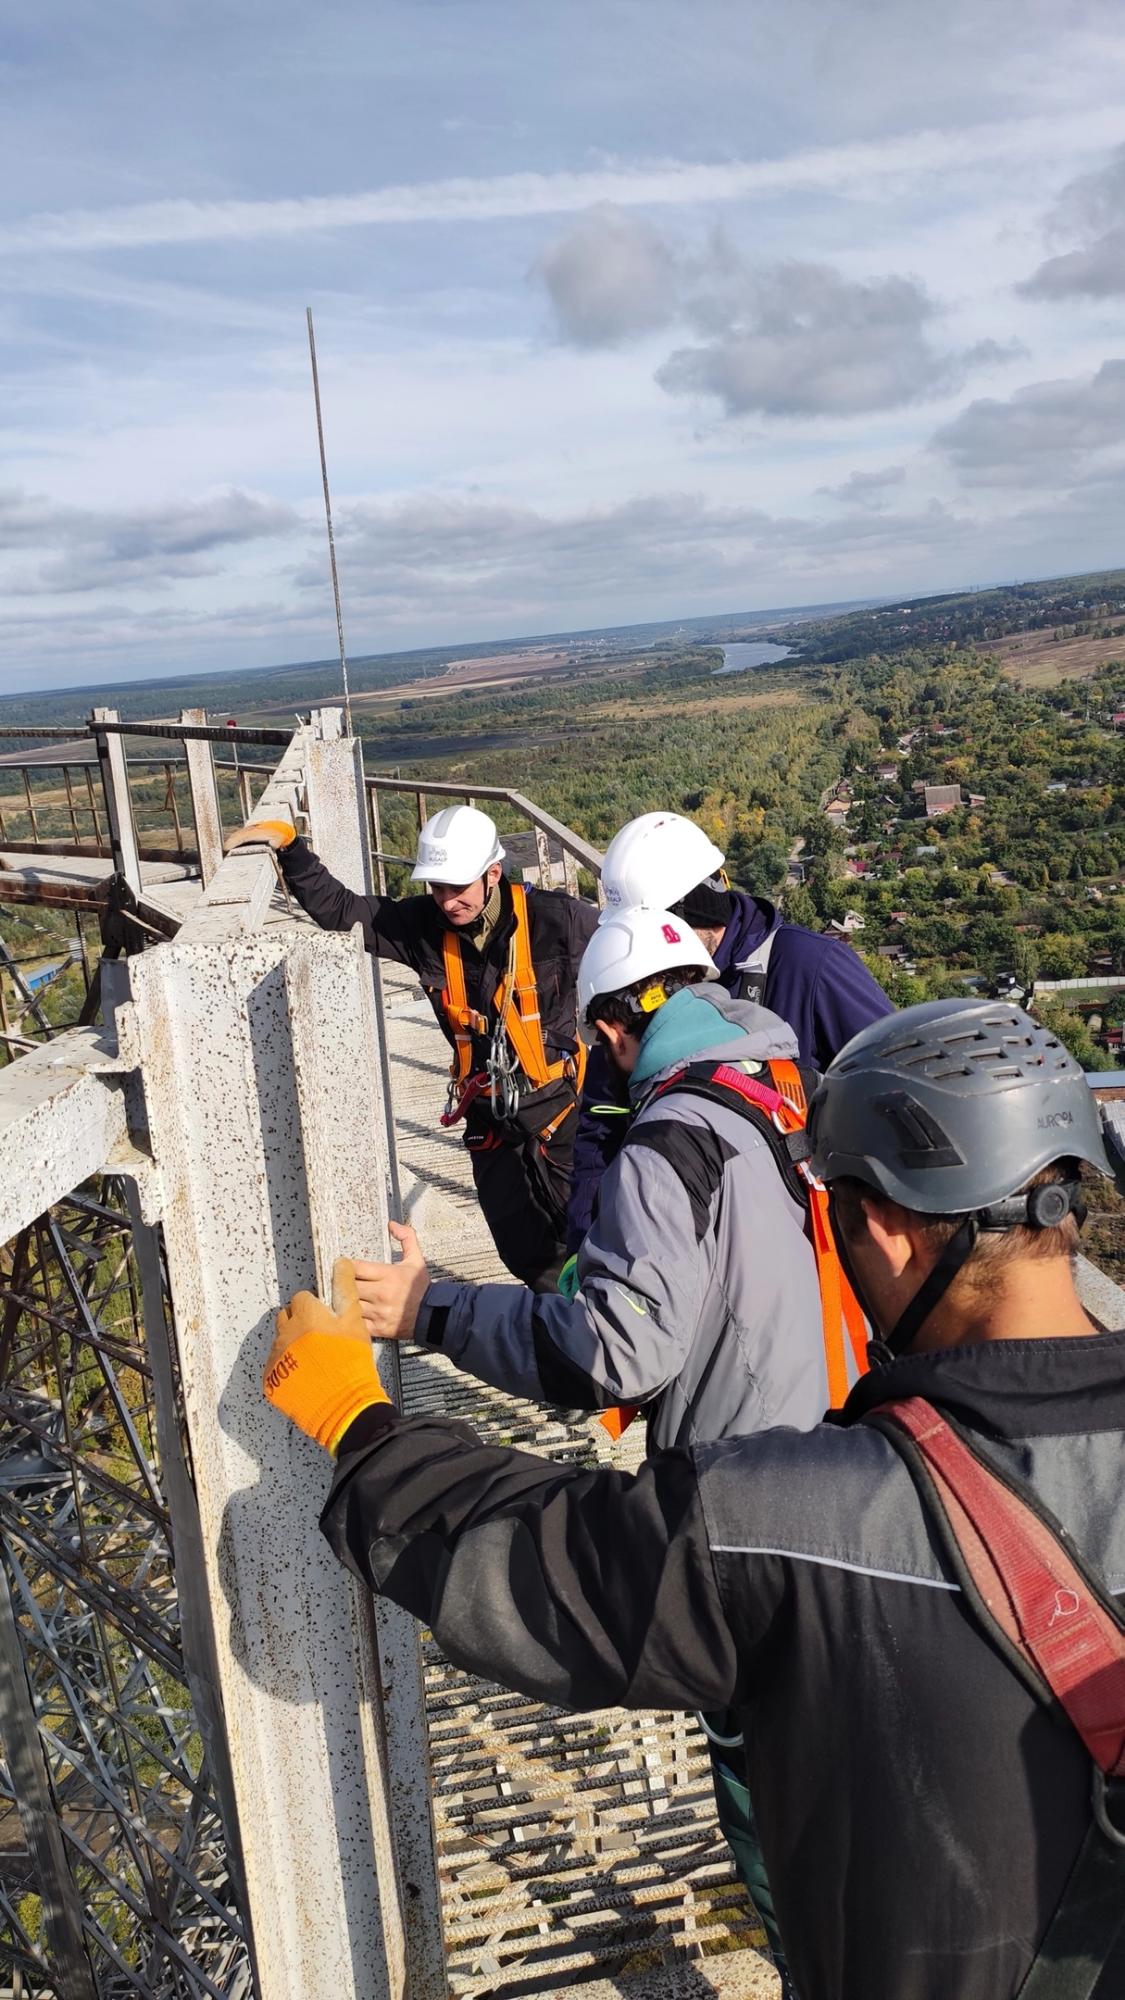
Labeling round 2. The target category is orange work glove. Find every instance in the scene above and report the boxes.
[224,818,296,853]
[264,1259,390,1454]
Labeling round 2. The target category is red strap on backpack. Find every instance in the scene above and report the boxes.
[875,1397,1125,1781]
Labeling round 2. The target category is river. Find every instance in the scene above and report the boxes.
[716,641,793,675]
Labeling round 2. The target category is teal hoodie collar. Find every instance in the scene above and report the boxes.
[629,985,747,1101]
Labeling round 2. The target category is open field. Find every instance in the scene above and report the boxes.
[251,643,647,719]
[354,643,578,701]
[589,685,806,722]
[996,630,1125,686]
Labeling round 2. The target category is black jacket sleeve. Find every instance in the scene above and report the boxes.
[565,1041,630,1253]
[279,836,418,967]
[568,892,600,963]
[321,1407,743,1715]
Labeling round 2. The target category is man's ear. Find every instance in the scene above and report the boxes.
[594,1017,631,1058]
[485,863,503,891]
[859,1192,918,1280]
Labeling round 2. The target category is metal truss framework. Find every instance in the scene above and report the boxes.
[0,1189,251,1999]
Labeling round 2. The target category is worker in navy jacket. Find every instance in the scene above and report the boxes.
[264,1000,1125,2000]
[566,812,892,1250]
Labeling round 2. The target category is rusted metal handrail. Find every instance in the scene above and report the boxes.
[366,771,605,902]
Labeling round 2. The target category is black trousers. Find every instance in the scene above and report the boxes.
[466,1114,576,1292]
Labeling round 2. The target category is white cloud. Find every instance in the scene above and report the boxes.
[819,465,907,508]
[537,208,678,347]
[1019,143,1125,299]
[658,263,1017,418]
[0,488,299,596]
[540,212,1019,416]
[3,107,1124,258]
[931,360,1125,485]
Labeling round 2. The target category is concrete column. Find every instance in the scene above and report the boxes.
[301,710,444,2000]
[180,708,224,886]
[91,707,142,895]
[128,924,411,2000]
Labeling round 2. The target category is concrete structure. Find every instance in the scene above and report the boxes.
[0,711,784,2000]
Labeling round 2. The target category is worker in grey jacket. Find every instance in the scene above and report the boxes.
[354,905,827,1995]
[353,905,827,1450]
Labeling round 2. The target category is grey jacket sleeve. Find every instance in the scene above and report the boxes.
[417,1137,715,1411]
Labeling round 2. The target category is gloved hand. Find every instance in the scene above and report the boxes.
[224,818,296,853]
[557,1254,580,1300]
[353,1222,432,1342]
[264,1259,389,1454]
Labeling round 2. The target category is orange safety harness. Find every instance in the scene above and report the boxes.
[439,880,586,1134]
[599,1054,868,1439]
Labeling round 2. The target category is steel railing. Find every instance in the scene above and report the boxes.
[366,772,606,902]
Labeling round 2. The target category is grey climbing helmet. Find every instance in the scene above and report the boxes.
[807,1000,1112,1358]
[808,999,1111,1213]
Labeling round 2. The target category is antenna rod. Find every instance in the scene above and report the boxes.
[306,306,353,733]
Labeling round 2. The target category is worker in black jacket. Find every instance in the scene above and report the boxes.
[228,802,598,1289]
[264,999,1125,2000]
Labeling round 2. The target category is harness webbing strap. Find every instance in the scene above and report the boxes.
[652,1057,868,1409]
[1015,1820,1125,1999]
[441,924,485,1087]
[597,1057,869,1441]
[877,1398,1125,1780]
[872,1396,1125,1999]
[741,1057,863,1406]
[439,881,586,1111]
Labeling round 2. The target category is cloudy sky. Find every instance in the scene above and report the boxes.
[3,0,1124,692]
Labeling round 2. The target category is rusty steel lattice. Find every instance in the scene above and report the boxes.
[0,1185,252,1999]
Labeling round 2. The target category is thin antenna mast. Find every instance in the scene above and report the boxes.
[306,306,353,733]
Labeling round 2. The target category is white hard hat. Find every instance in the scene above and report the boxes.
[578,906,718,1021]
[411,805,505,884]
[599,812,725,917]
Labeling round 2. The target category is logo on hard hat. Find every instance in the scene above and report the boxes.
[662,922,681,944]
[425,844,448,864]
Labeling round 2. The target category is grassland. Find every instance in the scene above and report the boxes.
[997,631,1125,686]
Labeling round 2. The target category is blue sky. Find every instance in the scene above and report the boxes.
[2,0,1124,691]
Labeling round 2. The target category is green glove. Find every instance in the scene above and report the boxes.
[557,1254,580,1300]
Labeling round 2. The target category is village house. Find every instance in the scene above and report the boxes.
[923,783,963,817]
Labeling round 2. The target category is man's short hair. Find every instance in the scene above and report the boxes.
[833,1161,1085,1286]
[588,964,708,1033]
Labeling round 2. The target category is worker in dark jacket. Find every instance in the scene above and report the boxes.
[566,812,892,1250]
[227,803,597,1289]
[265,1000,1125,2000]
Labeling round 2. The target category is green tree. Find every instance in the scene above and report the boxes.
[1034,1000,1116,1071]
[1037,933,1089,981]
[781,883,819,929]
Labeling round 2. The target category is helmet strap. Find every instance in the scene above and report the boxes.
[884,1216,980,1360]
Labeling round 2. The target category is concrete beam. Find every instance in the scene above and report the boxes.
[180,708,224,887]
[0,1027,127,1246]
[180,728,309,945]
[90,707,142,895]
